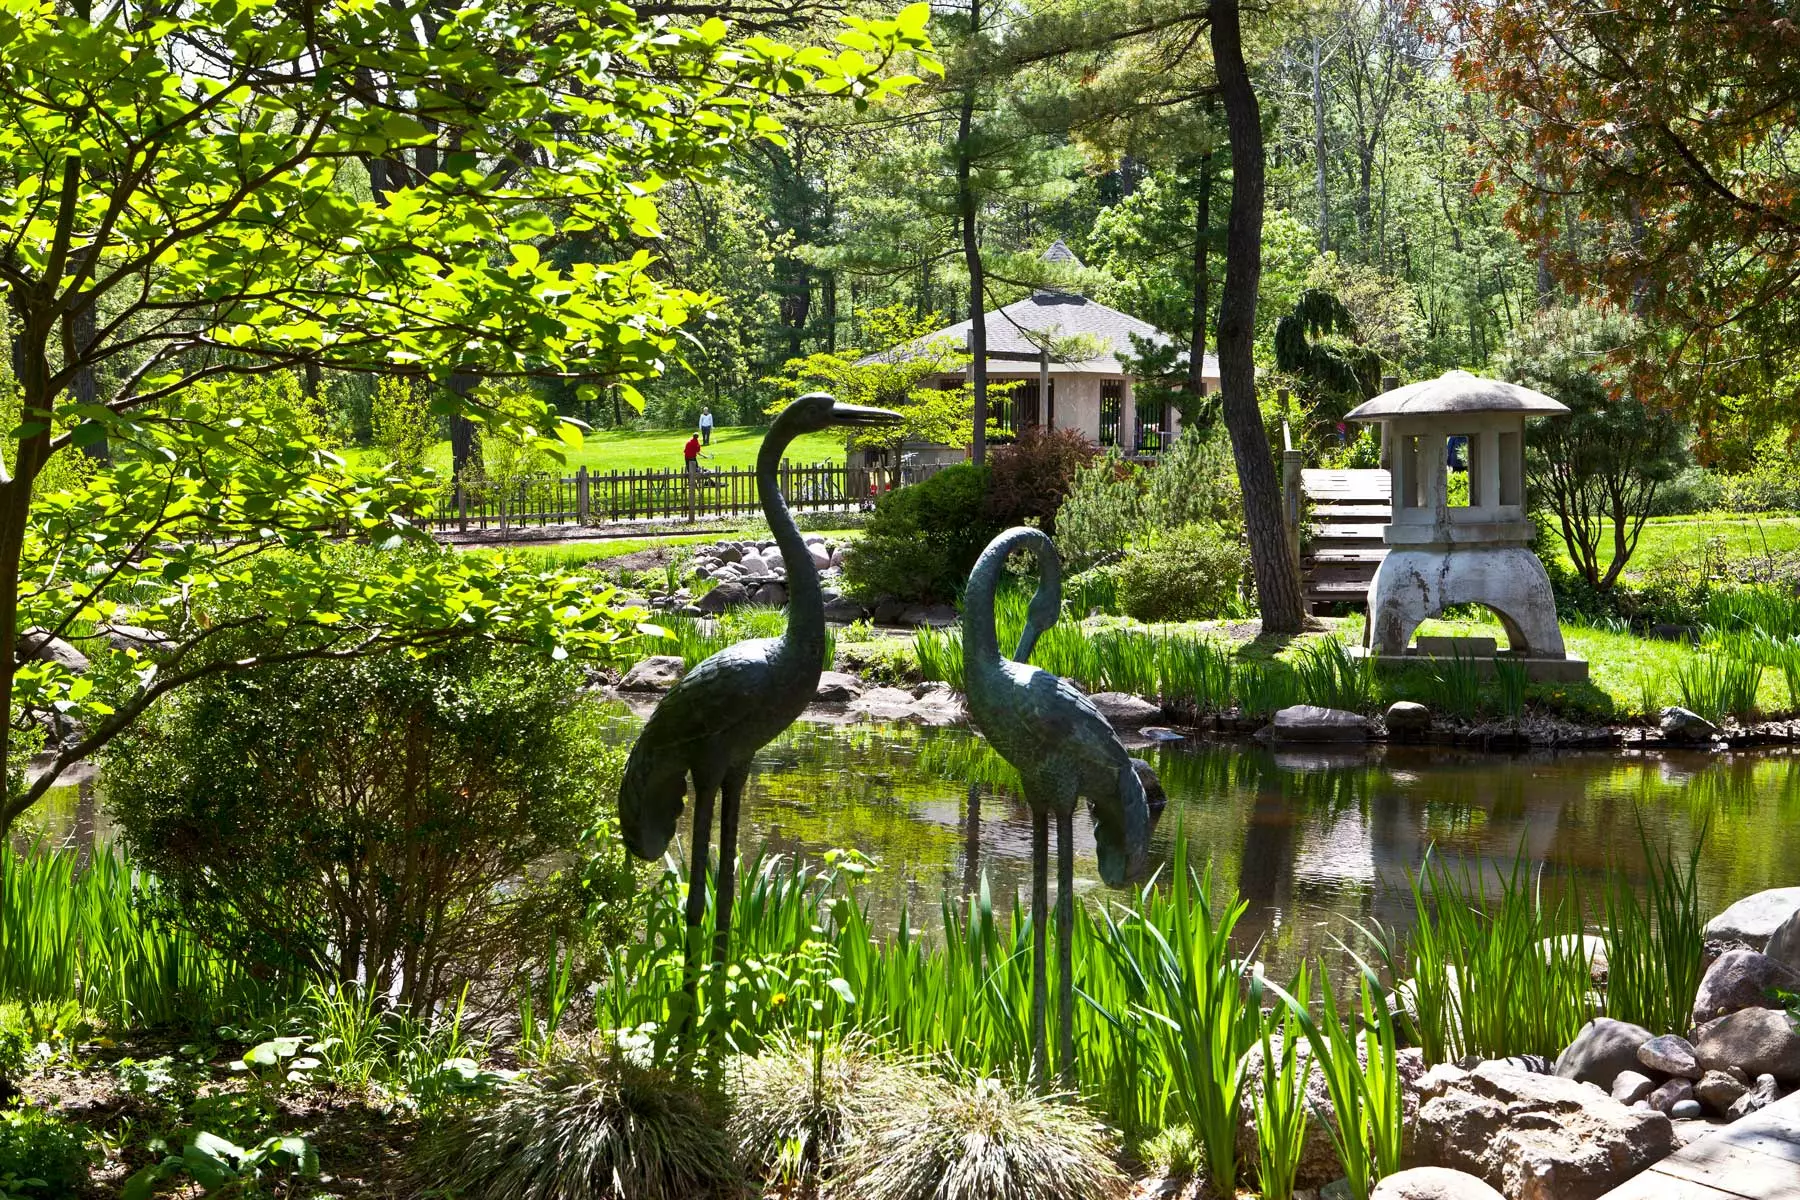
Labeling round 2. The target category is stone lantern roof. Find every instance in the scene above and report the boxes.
[1344,370,1567,421]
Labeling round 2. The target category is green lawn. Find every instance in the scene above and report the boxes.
[357,425,848,476]
[469,528,863,570]
[1547,514,1800,582]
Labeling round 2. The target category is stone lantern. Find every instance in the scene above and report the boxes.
[1344,370,1587,681]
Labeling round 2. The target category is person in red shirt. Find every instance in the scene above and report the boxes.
[683,432,703,479]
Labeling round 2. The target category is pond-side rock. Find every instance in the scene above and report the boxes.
[751,582,787,606]
[1544,934,1610,984]
[619,655,685,692]
[1693,1068,1749,1114]
[898,603,958,628]
[1611,1070,1656,1105]
[1087,692,1161,726]
[1659,705,1720,742]
[1554,1017,1656,1087]
[18,627,89,672]
[696,581,749,615]
[1369,1167,1503,1200]
[870,597,904,624]
[1704,887,1800,950]
[1693,1007,1800,1082]
[102,622,177,654]
[822,596,869,623]
[1646,1076,1693,1114]
[808,544,832,570]
[909,682,966,726]
[1385,700,1432,739]
[850,686,919,721]
[1638,1034,1700,1079]
[1691,949,1800,1024]
[1414,1060,1674,1200]
[1727,1073,1782,1120]
[1669,1099,1703,1120]
[1258,704,1372,743]
[814,671,864,703]
[1765,906,1800,975]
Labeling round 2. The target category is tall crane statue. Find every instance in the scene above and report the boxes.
[963,525,1160,1086]
[620,394,900,1044]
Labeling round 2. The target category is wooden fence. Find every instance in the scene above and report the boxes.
[428,461,945,532]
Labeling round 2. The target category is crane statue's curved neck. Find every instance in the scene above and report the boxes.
[759,421,824,668]
[965,526,1057,669]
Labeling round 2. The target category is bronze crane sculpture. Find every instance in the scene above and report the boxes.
[962,525,1159,1086]
[620,393,900,1046]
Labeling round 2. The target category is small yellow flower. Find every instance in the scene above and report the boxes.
[770,992,789,1008]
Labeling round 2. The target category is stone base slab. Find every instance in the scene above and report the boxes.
[1350,646,1591,683]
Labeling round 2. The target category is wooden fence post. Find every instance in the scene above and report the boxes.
[576,466,589,525]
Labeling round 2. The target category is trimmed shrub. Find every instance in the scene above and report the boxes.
[414,1045,738,1200]
[842,463,1002,604]
[1115,522,1248,622]
[105,643,632,1012]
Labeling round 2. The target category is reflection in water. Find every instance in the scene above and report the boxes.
[635,718,1800,982]
[22,717,1800,984]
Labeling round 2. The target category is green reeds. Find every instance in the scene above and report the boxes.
[0,844,273,1028]
[1602,823,1707,1035]
[1389,847,1593,1064]
[1700,585,1800,639]
[1292,638,1376,713]
[1494,657,1528,720]
[1252,963,1314,1200]
[1426,651,1484,721]
[1673,652,1763,723]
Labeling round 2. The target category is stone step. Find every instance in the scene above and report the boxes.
[1598,1087,1800,1200]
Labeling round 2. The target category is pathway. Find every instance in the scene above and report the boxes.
[1600,1090,1800,1200]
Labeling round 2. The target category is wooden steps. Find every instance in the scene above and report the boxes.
[1300,468,1390,611]
[1599,1089,1800,1200]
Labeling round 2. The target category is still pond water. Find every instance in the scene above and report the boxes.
[29,715,1800,981]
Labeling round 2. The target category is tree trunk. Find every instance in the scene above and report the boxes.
[1312,35,1329,255]
[1186,148,1214,413]
[957,47,987,465]
[1213,0,1306,634]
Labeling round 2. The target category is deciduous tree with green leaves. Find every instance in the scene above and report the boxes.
[0,0,932,833]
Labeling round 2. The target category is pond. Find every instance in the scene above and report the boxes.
[609,714,1800,982]
[24,715,1800,983]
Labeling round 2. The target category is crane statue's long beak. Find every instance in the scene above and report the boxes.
[830,402,903,427]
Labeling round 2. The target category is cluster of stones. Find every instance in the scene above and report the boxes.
[641,535,852,618]
[1228,888,1800,1200]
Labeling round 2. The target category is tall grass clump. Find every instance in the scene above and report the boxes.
[415,1043,739,1200]
[1700,585,1800,639]
[911,626,965,692]
[1292,638,1376,713]
[1236,661,1298,719]
[1494,657,1528,719]
[1673,652,1762,723]
[831,1073,1129,1200]
[1389,847,1593,1064]
[0,844,271,1028]
[728,1031,905,1189]
[1603,824,1707,1034]
[1426,651,1484,721]
[1251,964,1315,1200]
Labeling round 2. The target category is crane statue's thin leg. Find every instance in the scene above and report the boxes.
[1029,802,1050,1092]
[679,783,716,1060]
[1056,805,1075,1087]
[710,766,749,1025]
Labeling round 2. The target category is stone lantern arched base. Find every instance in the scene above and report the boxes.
[1365,545,1566,659]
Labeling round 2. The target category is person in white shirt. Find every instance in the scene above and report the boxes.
[699,406,714,446]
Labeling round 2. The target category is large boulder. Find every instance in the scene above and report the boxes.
[1692,1007,1800,1083]
[619,655,685,692]
[1257,704,1372,743]
[1414,1060,1675,1200]
[1384,700,1432,740]
[102,622,177,654]
[1704,887,1800,951]
[822,597,868,624]
[1693,1068,1749,1115]
[1765,905,1800,975]
[696,581,749,615]
[1610,1070,1655,1105]
[1690,948,1800,1024]
[814,671,864,703]
[1086,692,1161,726]
[1370,1167,1503,1200]
[1554,1018,1655,1087]
[1637,1034,1700,1080]
[1659,705,1720,742]
[850,686,918,722]
[18,627,89,672]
